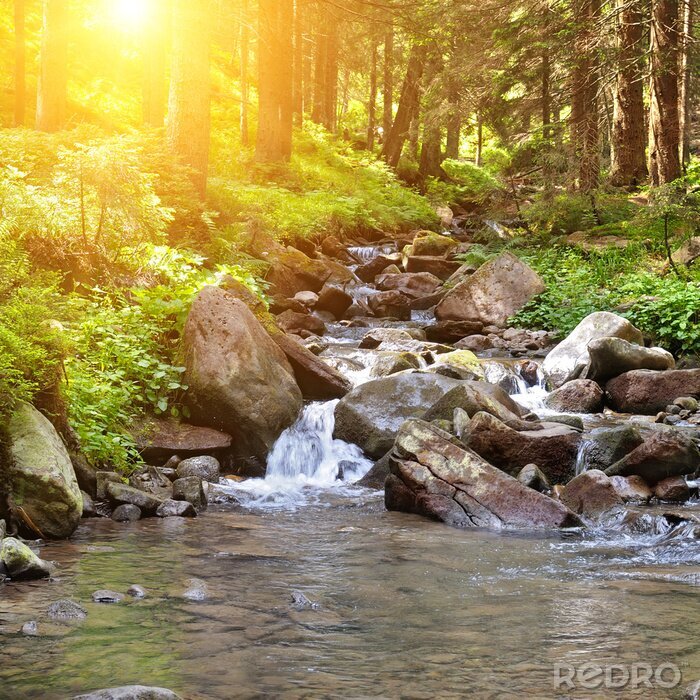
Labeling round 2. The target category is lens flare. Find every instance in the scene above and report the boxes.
[111,0,149,30]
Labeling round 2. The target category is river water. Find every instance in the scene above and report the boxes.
[2,241,700,698]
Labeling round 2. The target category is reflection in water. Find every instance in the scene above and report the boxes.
[1,499,699,699]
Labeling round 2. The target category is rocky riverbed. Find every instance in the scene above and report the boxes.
[1,224,699,698]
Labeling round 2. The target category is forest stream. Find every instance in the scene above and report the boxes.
[1,239,699,700]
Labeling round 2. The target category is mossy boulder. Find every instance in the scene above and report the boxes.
[4,402,83,539]
[0,537,54,579]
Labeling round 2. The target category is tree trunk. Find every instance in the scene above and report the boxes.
[311,22,327,125]
[255,0,294,162]
[381,43,427,168]
[240,0,250,145]
[324,19,339,132]
[167,0,211,196]
[382,25,394,137]
[419,49,445,180]
[649,0,682,184]
[445,59,461,159]
[14,0,25,127]
[610,0,647,187]
[570,0,601,192]
[367,35,378,150]
[143,0,168,128]
[679,0,694,166]
[36,0,68,132]
[293,0,303,126]
[475,114,483,166]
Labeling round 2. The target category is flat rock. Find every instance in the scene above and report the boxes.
[386,419,581,529]
[73,686,182,700]
[106,483,163,514]
[605,369,700,414]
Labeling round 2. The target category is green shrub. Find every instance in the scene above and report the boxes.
[441,159,503,206]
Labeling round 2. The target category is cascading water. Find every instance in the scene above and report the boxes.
[219,400,373,509]
[347,244,396,263]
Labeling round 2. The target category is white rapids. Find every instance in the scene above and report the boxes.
[218,400,373,510]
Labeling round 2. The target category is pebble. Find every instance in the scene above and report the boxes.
[47,600,87,620]
[127,585,147,599]
[91,590,125,604]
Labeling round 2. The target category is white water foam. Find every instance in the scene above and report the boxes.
[219,400,373,510]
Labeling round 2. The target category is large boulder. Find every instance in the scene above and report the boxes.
[315,285,353,319]
[542,312,644,388]
[183,286,302,462]
[604,429,700,484]
[559,470,624,519]
[385,420,581,529]
[581,337,675,383]
[544,379,604,413]
[464,412,582,484]
[605,369,700,414]
[334,373,461,458]
[73,687,183,700]
[273,333,351,400]
[4,402,82,539]
[367,290,411,320]
[410,232,458,257]
[435,253,544,327]
[405,256,462,280]
[375,272,443,299]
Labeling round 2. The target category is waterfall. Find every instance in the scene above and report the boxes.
[220,401,373,509]
[574,438,595,475]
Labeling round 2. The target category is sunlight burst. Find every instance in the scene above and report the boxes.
[110,0,149,30]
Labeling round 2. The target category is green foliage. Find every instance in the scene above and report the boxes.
[210,126,438,241]
[0,235,66,420]
[441,159,504,206]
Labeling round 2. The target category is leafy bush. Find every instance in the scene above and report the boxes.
[441,159,503,206]
[0,235,67,420]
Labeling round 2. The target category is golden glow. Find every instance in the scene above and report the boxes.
[110,0,149,30]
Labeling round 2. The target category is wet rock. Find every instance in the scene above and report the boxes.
[605,369,700,414]
[517,464,550,493]
[315,285,353,318]
[605,429,700,484]
[582,336,675,383]
[91,590,125,604]
[156,499,197,518]
[106,483,163,514]
[560,470,624,519]
[290,590,320,610]
[542,312,644,388]
[82,491,97,518]
[73,686,183,700]
[430,350,486,381]
[355,253,402,283]
[96,471,123,500]
[293,290,319,308]
[435,253,544,327]
[172,477,207,510]
[685,678,700,700]
[454,334,495,352]
[132,418,232,464]
[367,290,411,320]
[182,578,208,601]
[370,351,422,378]
[22,621,38,636]
[425,320,484,344]
[71,452,98,498]
[546,415,585,430]
[273,333,351,400]
[358,327,426,349]
[47,599,87,620]
[4,402,83,539]
[422,382,535,430]
[333,373,461,458]
[654,476,691,502]
[675,396,699,412]
[0,538,54,580]
[544,379,604,413]
[183,286,302,462]
[410,232,457,257]
[576,425,645,472]
[610,475,653,503]
[176,456,220,483]
[385,420,581,529]
[357,451,392,489]
[465,412,581,484]
[452,407,471,440]
[0,519,6,542]
[376,272,442,299]
[276,309,326,337]
[127,585,147,598]
[111,504,142,523]
[406,255,462,280]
